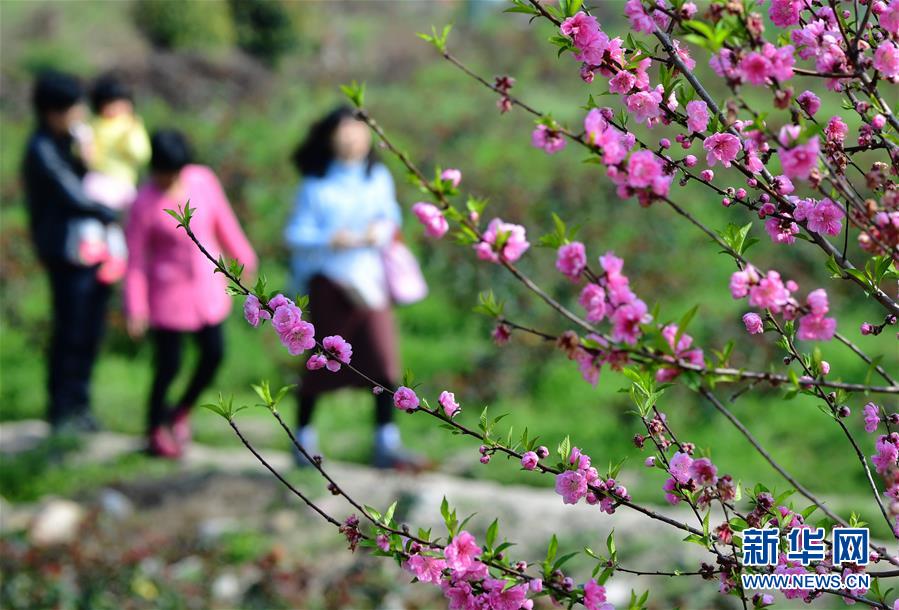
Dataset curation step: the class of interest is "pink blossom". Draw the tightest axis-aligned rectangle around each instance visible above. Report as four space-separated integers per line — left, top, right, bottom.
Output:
440 168 462 188
703 133 741 168
611 299 649 344
825 116 848 143
765 216 799 244
874 41 899 78
583 580 610 610
322 334 353 371
376 534 390 552
864 403 881 433
268 293 293 310
797 313 836 341
556 242 587 280
882 0 899 35
729 269 754 299
584 108 609 144
743 312 764 334
279 320 316 356
796 91 821 116
475 218 530 264
686 100 709 133
748 271 791 312
555 470 587 505
710 49 740 80
243 294 270 327
689 457 718 486
483 578 531 610
412 202 449 238
272 303 303 335
560 12 609 64
806 289 829 317
393 386 420 411
532 124 566 154
625 0 669 33
779 137 819 180
668 451 694 484
663 477 680 504
626 150 671 196
444 531 482 572
438 390 460 418
579 283 607 323
672 39 696 71
404 553 446 584
770 0 802 27
872 436 898 474
521 451 539 470
306 354 327 370
609 70 636 94
739 52 772 85
626 90 662 124
806 198 844 236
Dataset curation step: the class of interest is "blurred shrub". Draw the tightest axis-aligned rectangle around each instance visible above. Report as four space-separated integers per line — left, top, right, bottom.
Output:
228 0 297 67
132 0 234 50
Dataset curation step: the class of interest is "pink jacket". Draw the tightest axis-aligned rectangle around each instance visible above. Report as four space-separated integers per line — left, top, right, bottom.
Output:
125 165 257 331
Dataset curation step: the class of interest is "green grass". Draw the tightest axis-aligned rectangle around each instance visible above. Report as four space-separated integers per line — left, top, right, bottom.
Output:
1 0 896 543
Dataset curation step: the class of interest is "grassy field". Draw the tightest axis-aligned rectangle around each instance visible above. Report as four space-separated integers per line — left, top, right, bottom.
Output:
1 0 895 541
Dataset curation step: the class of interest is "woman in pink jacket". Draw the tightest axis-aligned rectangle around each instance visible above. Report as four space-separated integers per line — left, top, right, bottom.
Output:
125 130 257 457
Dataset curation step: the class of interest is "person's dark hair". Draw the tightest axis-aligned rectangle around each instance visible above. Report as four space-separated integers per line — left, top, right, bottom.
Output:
91 73 133 113
32 71 84 116
150 129 192 173
291 105 376 177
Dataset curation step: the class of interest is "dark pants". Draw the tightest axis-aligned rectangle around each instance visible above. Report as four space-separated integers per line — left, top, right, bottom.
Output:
148 324 224 430
46 262 111 425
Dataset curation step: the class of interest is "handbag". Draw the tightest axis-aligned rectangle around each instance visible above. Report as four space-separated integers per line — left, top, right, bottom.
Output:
381 240 428 305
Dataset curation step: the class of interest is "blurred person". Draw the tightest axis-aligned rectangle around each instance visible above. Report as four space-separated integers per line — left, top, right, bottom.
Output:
22 70 118 432
80 74 151 284
125 130 257 458
286 106 422 470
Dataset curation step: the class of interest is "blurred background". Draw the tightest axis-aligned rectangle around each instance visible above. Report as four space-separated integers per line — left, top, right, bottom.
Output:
0 1 894 608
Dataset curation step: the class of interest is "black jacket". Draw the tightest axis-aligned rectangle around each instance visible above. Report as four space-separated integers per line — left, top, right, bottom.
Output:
22 126 117 263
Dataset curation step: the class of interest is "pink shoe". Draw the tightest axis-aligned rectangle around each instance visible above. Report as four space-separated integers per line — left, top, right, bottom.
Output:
148 426 181 459
170 408 192 446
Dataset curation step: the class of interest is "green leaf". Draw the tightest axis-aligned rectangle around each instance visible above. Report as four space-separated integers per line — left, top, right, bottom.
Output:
486 518 499 549
339 81 365 108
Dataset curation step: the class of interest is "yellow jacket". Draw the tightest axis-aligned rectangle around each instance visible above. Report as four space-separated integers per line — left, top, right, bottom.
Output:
90 114 151 186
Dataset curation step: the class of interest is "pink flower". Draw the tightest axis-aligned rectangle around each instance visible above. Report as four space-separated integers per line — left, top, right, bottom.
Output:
779 137 819 180
532 124 566 154
882 0 899 35
272 303 303 335
475 218 530 263
444 531 482 572
579 283 607 323
626 90 662 124
243 294 270 327
806 198 843 235
625 0 669 33
797 313 836 341
521 451 539 470
268 293 293 310
438 390 460 418
560 12 609 64
703 133 741 168
769 0 801 27
825 116 848 143
306 354 327 370
739 52 772 85
404 553 446 584
796 90 821 116
864 403 881 433
322 334 353 370
609 70 636 94
765 216 799 244
743 312 764 334
872 436 898 474
583 579 609 610
556 242 587 280
412 202 449 239
874 41 899 78
663 477 680 504
584 108 609 144
626 150 670 196
440 168 462 188
279 320 316 356
730 270 752 299
668 451 694 484
806 289 829 316
686 100 709 133
748 271 791 311
611 299 649 344
376 534 390 552
393 386 420 411
689 457 718 486
555 470 587 505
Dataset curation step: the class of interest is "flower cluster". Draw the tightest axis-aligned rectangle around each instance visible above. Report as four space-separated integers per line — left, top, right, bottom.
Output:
244 293 316 356
474 218 530 263
554 446 630 515
413 202 450 239
307 334 353 372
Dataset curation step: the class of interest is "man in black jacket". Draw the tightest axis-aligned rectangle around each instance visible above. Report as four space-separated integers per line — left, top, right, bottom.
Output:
23 71 117 431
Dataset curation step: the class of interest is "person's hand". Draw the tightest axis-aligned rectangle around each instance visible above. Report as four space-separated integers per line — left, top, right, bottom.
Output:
127 317 148 340
331 229 360 249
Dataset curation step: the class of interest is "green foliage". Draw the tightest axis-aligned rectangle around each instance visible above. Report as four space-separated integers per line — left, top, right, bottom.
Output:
228 0 297 66
133 0 234 50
